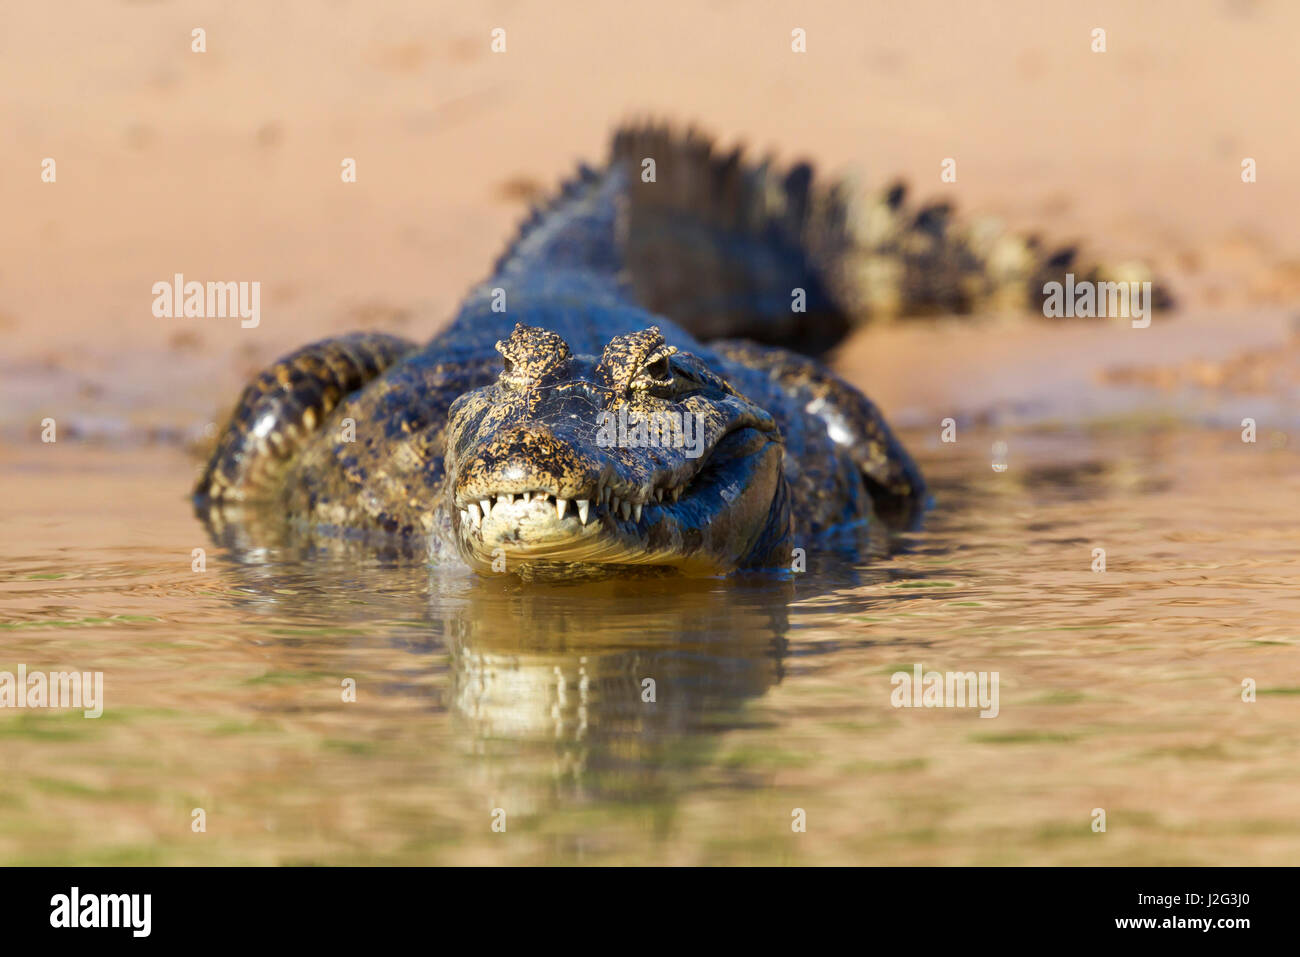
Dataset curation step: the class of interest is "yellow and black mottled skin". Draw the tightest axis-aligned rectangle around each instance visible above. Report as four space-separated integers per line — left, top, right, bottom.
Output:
195 124 936 579
196 333 418 502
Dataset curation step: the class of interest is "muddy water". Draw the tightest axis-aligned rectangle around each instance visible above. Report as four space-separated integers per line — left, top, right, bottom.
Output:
3 417 1297 865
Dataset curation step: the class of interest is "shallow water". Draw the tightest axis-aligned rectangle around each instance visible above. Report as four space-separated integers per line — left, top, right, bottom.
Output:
3 421 1297 865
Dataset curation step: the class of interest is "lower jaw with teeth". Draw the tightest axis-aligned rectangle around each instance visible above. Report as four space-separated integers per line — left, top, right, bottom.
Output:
453 487 690 575
457 486 681 532
453 435 782 578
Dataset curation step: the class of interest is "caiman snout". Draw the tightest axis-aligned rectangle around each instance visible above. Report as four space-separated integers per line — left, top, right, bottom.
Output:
442 324 792 578
451 422 604 513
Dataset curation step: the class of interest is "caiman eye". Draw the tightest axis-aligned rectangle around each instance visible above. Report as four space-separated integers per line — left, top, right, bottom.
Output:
494 343 526 388
497 354 525 389
632 347 678 392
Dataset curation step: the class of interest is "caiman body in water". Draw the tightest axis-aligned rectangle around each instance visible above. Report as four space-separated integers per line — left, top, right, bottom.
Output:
196 125 1111 579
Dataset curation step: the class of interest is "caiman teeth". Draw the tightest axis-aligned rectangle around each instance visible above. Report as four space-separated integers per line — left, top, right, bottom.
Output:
462 474 691 533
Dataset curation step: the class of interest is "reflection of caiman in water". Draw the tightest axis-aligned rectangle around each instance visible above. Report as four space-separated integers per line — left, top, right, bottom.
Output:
442 576 792 803
198 529 814 804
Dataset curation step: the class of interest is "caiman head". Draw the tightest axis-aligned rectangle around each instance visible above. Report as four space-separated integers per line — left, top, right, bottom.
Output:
444 324 790 579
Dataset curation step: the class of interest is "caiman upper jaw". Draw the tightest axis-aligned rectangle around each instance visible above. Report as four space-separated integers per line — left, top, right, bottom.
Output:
451 414 775 531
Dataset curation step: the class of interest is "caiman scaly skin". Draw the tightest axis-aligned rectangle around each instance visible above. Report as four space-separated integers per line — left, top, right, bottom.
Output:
196 125 942 579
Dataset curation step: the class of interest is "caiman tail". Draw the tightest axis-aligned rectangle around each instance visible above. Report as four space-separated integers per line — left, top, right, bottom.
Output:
609 125 855 356
598 124 1170 357
828 179 1174 320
